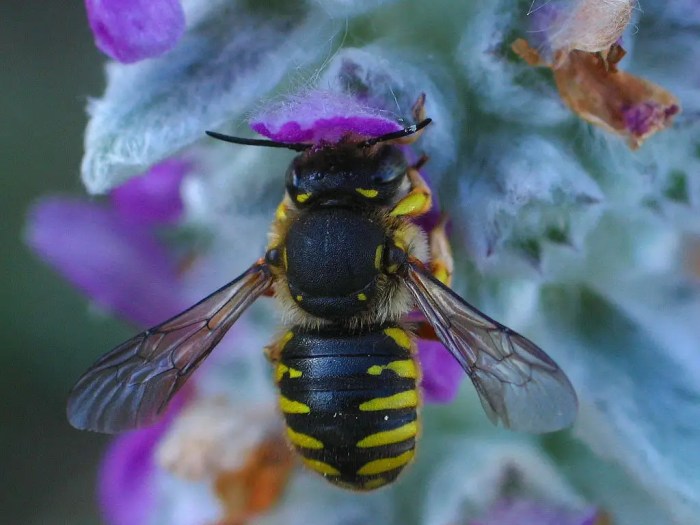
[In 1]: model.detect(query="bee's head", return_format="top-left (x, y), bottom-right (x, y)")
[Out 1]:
top-left (285, 144), bottom-right (408, 207)
top-left (205, 118), bottom-right (431, 208)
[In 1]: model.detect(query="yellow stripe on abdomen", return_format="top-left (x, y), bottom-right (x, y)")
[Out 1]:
top-left (275, 362), bottom-right (303, 382)
top-left (279, 396), bottom-right (310, 414)
top-left (303, 458), bottom-right (340, 476)
top-left (359, 390), bottom-right (418, 411)
top-left (357, 450), bottom-right (415, 475)
top-left (356, 421), bottom-right (418, 448)
top-left (286, 427), bottom-right (323, 449)
top-left (366, 359), bottom-right (417, 378)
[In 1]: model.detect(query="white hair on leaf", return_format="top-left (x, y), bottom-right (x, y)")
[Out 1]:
top-left (81, 5), bottom-right (340, 194)
top-left (458, 1), bottom-right (572, 126)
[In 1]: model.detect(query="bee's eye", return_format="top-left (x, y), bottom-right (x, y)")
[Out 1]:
top-left (372, 147), bottom-right (408, 185)
top-left (373, 165), bottom-right (404, 184)
top-left (286, 165), bottom-right (300, 188)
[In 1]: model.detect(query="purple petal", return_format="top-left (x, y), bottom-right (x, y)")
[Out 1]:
top-left (470, 499), bottom-right (602, 525)
top-left (110, 158), bottom-right (190, 226)
top-left (26, 197), bottom-right (185, 327)
top-left (622, 101), bottom-right (680, 138)
top-left (99, 393), bottom-right (187, 525)
top-left (418, 338), bottom-right (464, 403)
top-left (250, 90), bottom-right (403, 144)
top-left (527, 3), bottom-right (564, 55)
top-left (84, 0), bottom-right (186, 64)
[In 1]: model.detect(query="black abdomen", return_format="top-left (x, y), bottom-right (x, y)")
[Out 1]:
top-left (275, 325), bottom-right (420, 490)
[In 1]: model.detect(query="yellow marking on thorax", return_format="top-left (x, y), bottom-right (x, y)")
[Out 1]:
top-left (357, 450), bottom-right (415, 475)
top-left (295, 295), bottom-right (303, 302)
top-left (357, 293), bottom-right (367, 301)
top-left (374, 244), bottom-right (384, 270)
top-left (383, 327), bottom-right (412, 349)
top-left (296, 192), bottom-right (311, 203)
top-left (356, 421), bottom-right (418, 448)
top-left (390, 192), bottom-right (430, 217)
top-left (275, 363), bottom-right (303, 382)
top-left (286, 427), bottom-right (323, 449)
top-left (356, 188), bottom-right (379, 198)
top-left (359, 390), bottom-right (418, 411)
top-left (282, 248), bottom-right (288, 270)
top-left (366, 359), bottom-right (417, 379)
top-left (279, 396), bottom-right (310, 414)
top-left (303, 458), bottom-right (340, 476)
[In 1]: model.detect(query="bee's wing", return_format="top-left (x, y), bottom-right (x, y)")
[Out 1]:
top-left (67, 261), bottom-right (273, 434)
top-left (404, 263), bottom-right (577, 433)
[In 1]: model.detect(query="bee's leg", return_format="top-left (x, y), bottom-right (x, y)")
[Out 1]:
top-left (428, 215), bottom-right (453, 286)
top-left (271, 194), bottom-right (295, 234)
top-left (263, 341), bottom-right (280, 363)
top-left (412, 93), bottom-right (427, 122)
top-left (264, 331), bottom-right (294, 364)
top-left (410, 217), bottom-right (453, 340)
top-left (392, 93), bottom-right (428, 145)
top-left (389, 158), bottom-right (432, 218)
top-left (264, 194), bottom-right (295, 299)
top-left (413, 319), bottom-right (440, 342)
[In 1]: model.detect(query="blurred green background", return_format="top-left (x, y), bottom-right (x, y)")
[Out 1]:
top-left (2, 2), bottom-right (133, 523)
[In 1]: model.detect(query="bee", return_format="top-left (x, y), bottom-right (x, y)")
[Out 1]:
top-left (67, 98), bottom-right (577, 491)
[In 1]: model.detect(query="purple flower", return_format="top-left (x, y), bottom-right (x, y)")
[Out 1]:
top-left (622, 102), bottom-right (680, 139)
top-left (250, 90), bottom-right (403, 144)
top-left (470, 499), bottom-right (603, 525)
top-left (99, 392), bottom-right (188, 525)
top-left (28, 159), bottom-right (195, 524)
top-left (110, 158), bottom-right (190, 226)
top-left (26, 158), bottom-right (190, 325)
top-left (84, 0), bottom-right (186, 63)
top-left (418, 339), bottom-right (464, 403)
top-left (26, 197), bottom-right (185, 326)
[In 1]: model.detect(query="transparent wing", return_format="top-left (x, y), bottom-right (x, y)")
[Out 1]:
top-left (405, 263), bottom-right (577, 433)
top-left (67, 261), bottom-right (273, 433)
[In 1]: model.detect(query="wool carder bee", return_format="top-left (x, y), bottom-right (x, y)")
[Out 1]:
top-left (68, 97), bottom-right (577, 491)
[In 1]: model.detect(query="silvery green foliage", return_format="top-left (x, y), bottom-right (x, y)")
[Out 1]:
top-left (423, 438), bottom-right (584, 524)
top-left (535, 281), bottom-right (700, 525)
top-left (457, 1), bottom-right (571, 126)
top-left (182, 143), bottom-right (282, 275)
top-left (309, 0), bottom-right (400, 17)
top-left (81, 0), bottom-right (700, 523)
top-left (257, 473), bottom-right (395, 525)
top-left (545, 437), bottom-right (677, 525)
top-left (151, 475), bottom-right (222, 525)
top-left (453, 134), bottom-right (603, 272)
top-left (82, 2), bottom-right (339, 193)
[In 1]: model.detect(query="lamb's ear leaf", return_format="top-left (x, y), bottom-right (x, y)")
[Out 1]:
top-left (81, 4), bottom-right (338, 194)
top-left (540, 283), bottom-right (700, 523)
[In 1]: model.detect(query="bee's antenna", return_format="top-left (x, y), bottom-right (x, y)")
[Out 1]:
top-left (205, 131), bottom-right (311, 152)
top-left (359, 118), bottom-right (432, 148)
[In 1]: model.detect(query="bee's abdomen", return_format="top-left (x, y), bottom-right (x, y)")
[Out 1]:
top-left (276, 325), bottom-right (420, 491)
